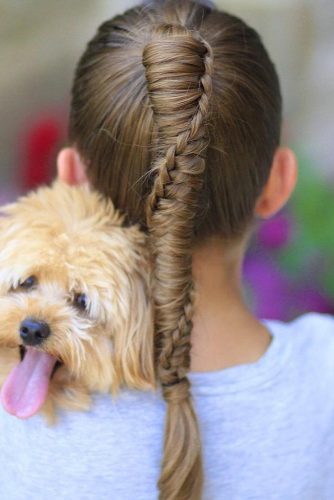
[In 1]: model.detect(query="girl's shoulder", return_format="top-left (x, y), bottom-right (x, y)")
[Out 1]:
top-left (286, 310), bottom-right (334, 333)
top-left (278, 311), bottom-right (334, 359)
top-left (269, 311), bottom-right (334, 396)
top-left (267, 311), bottom-right (334, 373)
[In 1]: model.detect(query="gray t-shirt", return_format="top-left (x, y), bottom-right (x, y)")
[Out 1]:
top-left (1, 312), bottom-right (334, 499)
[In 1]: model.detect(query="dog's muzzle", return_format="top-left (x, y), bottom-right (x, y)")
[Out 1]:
top-left (19, 318), bottom-right (51, 346)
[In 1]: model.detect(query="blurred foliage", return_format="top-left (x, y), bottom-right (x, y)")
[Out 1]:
top-left (279, 150), bottom-right (334, 297)
top-left (244, 149), bottom-right (334, 320)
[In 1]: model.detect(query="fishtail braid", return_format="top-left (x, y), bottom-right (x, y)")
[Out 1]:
top-left (143, 23), bottom-right (213, 500)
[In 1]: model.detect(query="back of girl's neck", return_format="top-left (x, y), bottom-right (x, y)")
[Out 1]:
top-left (190, 241), bottom-right (271, 372)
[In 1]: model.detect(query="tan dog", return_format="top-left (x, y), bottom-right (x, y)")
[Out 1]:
top-left (0, 181), bottom-right (155, 424)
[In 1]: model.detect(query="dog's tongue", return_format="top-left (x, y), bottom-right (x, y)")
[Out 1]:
top-left (0, 347), bottom-right (57, 419)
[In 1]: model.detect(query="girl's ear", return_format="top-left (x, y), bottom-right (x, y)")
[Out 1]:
top-left (57, 147), bottom-right (88, 186)
top-left (254, 147), bottom-right (298, 219)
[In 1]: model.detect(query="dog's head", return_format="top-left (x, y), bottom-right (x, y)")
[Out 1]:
top-left (0, 181), bottom-right (154, 419)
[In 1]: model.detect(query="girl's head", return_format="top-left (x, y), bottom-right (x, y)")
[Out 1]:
top-left (58, 0), bottom-right (297, 498)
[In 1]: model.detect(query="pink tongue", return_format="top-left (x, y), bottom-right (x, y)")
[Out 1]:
top-left (0, 348), bottom-right (57, 419)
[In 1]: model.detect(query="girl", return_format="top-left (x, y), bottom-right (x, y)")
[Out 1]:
top-left (1, 1), bottom-right (334, 499)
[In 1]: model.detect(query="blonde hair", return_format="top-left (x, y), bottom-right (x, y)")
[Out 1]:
top-left (69, 1), bottom-right (282, 498)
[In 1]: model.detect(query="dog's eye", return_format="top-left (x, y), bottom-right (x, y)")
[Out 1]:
top-left (19, 276), bottom-right (37, 289)
top-left (73, 293), bottom-right (88, 311)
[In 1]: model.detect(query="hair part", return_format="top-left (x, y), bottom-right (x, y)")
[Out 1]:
top-left (69, 1), bottom-right (282, 498)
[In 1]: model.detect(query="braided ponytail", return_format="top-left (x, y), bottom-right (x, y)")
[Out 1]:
top-left (143, 24), bottom-right (213, 500)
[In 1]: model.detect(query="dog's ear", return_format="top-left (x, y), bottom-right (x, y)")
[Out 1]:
top-left (113, 263), bottom-right (156, 391)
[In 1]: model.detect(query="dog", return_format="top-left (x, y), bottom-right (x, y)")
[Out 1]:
top-left (0, 181), bottom-right (155, 424)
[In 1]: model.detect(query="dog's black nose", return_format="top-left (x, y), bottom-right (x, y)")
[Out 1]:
top-left (19, 319), bottom-right (50, 346)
